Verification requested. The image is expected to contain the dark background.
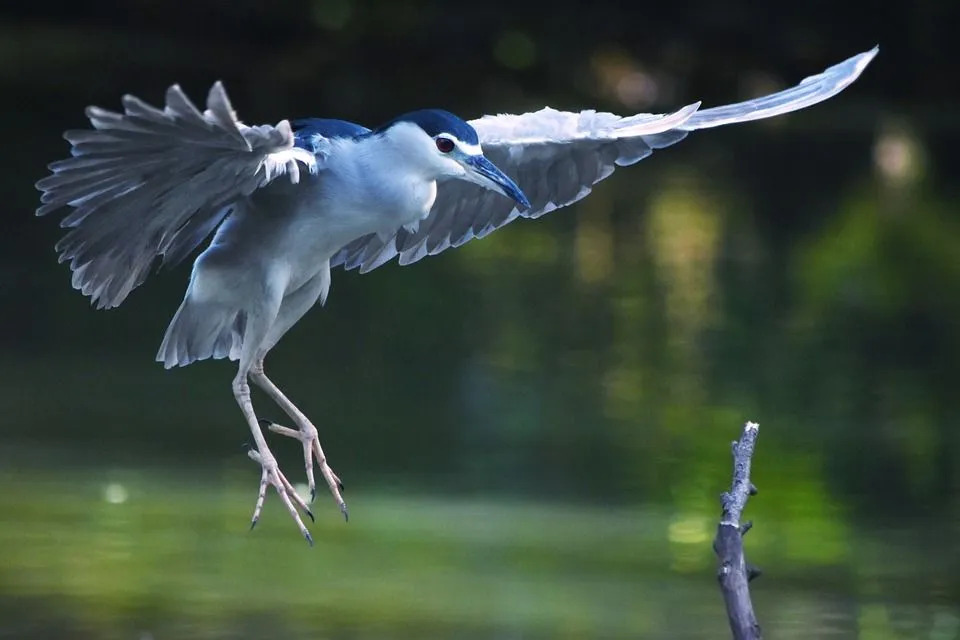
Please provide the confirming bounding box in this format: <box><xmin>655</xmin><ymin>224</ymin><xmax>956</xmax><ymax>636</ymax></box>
<box><xmin>1</xmin><ymin>2</ymin><xmax>958</xmax><ymax>639</ymax></box>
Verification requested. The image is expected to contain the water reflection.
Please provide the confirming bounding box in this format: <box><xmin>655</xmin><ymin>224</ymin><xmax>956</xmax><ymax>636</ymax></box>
<box><xmin>0</xmin><ymin>468</ymin><xmax>956</xmax><ymax>639</ymax></box>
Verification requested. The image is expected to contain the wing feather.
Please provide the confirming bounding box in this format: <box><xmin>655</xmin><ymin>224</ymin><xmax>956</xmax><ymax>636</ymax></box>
<box><xmin>37</xmin><ymin>82</ymin><xmax>318</xmax><ymax>309</ymax></box>
<box><xmin>679</xmin><ymin>47</ymin><xmax>878</xmax><ymax>130</ymax></box>
<box><xmin>332</xmin><ymin>47</ymin><xmax>876</xmax><ymax>273</ymax></box>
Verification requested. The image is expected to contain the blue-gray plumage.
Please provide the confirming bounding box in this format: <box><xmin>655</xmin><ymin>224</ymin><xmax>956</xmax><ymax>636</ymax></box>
<box><xmin>35</xmin><ymin>47</ymin><xmax>877</xmax><ymax>544</ymax></box>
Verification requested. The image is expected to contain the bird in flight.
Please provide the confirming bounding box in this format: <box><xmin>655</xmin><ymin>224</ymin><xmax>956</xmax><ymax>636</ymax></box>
<box><xmin>36</xmin><ymin>47</ymin><xmax>877</xmax><ymax>544</ymax></box>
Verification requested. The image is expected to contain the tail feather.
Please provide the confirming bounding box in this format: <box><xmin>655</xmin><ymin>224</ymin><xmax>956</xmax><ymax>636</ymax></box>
<box><xmin>157</xmin><ymin>297</ymin><xmax>246</xmax><ymax>368</ymax></box>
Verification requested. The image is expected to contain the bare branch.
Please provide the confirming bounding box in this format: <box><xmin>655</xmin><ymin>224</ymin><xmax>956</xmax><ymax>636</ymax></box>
<box><xmin>715</xmin><ymin>421</ymin><xmax>762</xmax><ymax>640</ymax></box>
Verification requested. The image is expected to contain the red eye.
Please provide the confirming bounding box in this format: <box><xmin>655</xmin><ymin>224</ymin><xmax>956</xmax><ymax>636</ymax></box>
<box><xmin>436</xmin><ymin>137</ymin><xmax>455</xmax><ymax>153</ymax></box>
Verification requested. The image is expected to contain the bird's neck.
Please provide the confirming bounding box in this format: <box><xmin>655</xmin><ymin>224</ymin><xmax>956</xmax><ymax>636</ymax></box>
<box><xmin>337</xmin><ymin>136</ymin><xmax>438</xmax><ymax>224</ymax></box>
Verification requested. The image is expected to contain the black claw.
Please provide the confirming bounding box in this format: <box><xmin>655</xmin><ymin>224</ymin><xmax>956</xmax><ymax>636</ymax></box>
<box><xmin>340</xmin><ymin>502</ymin><xmax>349</xmax><ymax>523</ymax></box>
<box><xmin>304</xmin><ymin>531</ymin><xmax>314</xmax><ymax>547</ymax></box>
<box><xmin>310</xmin><ymin>487</ymin><xmax>317</xmax><ymax>503</ymax></box>
<box><xmin>258</xmin><ymin>418</ymin><xmax>275</xmax><ymax>428</ymax></box>
<box><xmin>305</xmin><ymin>508</ymin><xmax>315</xmax><ymax>523</ymax></box>
<box><xmin>250</xmin><ymin>518</ymin><xmax>258</xmax><ymax>531</ymax></box>
<box><xmin>338</xmin><ymin>481</ymin><xmax>345</xmax><ymax>493</ymax></box>
<box><xmin>747</xmin><ymin>563</ymin><xmax>763</xmax><ymax>582</ymax></box>
<box><xmin>741</xmin><ymin>520</ymin><xmax>754</xmax><ymax>536</ymax></box>
<box><xmin>749</xmin><ymin>483</ymin><xmax>759</xmax><ymax>496</ymax></box>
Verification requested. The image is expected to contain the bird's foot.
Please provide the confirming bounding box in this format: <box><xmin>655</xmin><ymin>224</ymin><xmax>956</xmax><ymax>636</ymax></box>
<box><xmin>246</xmin><ymin>446</ymin><xmax>316</xmax><ymax>545</ymax></box>
<box><xmin>261</xmin><ymin>419</ymin><xmax>348</xmax><ymax>521</ymax></box>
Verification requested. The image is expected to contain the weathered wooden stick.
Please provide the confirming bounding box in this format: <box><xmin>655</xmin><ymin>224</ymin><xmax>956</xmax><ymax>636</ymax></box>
<box><xmin>714</xmin><ymin>421</ymin><xmax>762</xmax><ymax>640</ymax></box>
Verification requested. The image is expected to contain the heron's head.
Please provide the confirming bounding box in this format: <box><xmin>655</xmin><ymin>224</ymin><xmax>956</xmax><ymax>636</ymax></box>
<box><xmin>378</xmin><ymin>109</ymin><xmax>530</xmax><ymax>211</ymax></box>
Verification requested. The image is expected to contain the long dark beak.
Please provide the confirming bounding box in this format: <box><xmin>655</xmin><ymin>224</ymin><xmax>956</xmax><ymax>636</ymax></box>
<box><xmin>466</xmin><ymin>156</ymin><xmax>531</xmax><ymax>211</ymax></box>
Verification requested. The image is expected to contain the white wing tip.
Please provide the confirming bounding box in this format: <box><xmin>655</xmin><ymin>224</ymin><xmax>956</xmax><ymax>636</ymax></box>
<box><xmin>811</xmin><ymin>45</ymin><xmax>879</xmax><ymax>86</ymax></box>
<box><xmin>854</xmin><ymin>45</ymin><xmax>880</xmax><ymax>75</ymax></box>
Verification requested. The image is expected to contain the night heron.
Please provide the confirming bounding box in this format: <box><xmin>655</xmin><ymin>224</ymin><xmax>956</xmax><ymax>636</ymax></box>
<box><xmin>36</xmin><ymin>47</ymin><xmax>877</xmax><ymax>544</ymax></box>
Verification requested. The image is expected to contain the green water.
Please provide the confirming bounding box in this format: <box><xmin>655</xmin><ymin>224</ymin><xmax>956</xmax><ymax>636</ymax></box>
<box><xmin>1</xmin><ymin>468</ymin><xmax>956</xmax><ymax>639</ymax></box>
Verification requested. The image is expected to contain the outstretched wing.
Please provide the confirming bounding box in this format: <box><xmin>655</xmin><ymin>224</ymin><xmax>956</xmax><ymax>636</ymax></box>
<box><xmin>332</xmin><ymin>46</ymin><xmax>877</xmax><ymax>273</ymax></box>
<box><xmin>330</xmin><ymin>103</ymin><xmax>700</xmax><ymax>272</ymax></box>
<box><xmin>36</xmin><ymin>83</ymin><xmax>319</xmax><ymax>309</ymax></box>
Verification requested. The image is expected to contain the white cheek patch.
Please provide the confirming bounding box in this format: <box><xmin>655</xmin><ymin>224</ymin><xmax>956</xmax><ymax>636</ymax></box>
<box><xmin>456</xmin><ymin>140</ymin><xmax>482</xmax><ymax>155</ymax></box>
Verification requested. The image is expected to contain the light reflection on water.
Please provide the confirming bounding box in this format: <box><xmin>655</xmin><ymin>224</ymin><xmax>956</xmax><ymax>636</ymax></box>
<box><xmin>0</xmin><ymin>465</ymin><xmax>956</xmax><ymax>639</ymax></box>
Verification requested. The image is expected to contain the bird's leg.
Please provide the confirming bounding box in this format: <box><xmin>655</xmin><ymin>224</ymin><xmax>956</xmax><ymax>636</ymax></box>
<box><xmin>232</xmin><ymin>372</ymin><xmax>316</xmax><ymax>544</ymax></box>
<box><xmin>250</xmin><ymin>360</ymin><xmax>347</xmax><ymax>520</ymax></box>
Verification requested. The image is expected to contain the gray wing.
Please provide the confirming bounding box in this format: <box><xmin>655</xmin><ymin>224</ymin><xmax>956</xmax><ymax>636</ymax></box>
<box><xmin>331</xmin><ymin>104</ymin><xmax>700</xmax><ymax>272</ymax></box>
<box><xmin>36</xmin><ymin>82</ymin><xmax>318</xmax><ymax>309</ymax></box>
<box><xmin>332</xmin><ymin>46</ymin><xmax>877</xmax><ymax>273</ymax></box>
<box><xmin>679</xmin><ymin>45</ymin><xmax>878</xmax><ymax>130</ymax></box>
